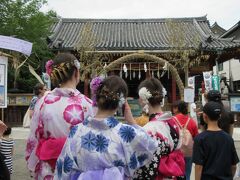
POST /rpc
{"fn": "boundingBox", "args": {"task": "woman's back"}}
[134,112,185,179]
[55,116,157,179]
[26,88,93,179]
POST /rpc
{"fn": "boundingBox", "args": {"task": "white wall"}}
[213,59,240,81]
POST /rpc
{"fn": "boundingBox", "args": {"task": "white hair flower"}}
[74,59,80,69]
[139,87,152,104]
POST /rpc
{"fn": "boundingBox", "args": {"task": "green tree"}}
[0,0,56,92]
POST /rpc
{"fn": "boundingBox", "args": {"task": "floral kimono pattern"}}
[134,112,185,180]
[54,116,158,180]
[25,88,93,180]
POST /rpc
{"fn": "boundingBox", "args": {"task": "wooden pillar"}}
[84,78,89,97]
[172,77,177,103]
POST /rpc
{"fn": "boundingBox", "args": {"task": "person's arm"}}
[195,164,203,180]
[124,102,137,125]
[29,110,34,119]
[232,165,237,177]
[229,124,234,137]
[0,121,7,136]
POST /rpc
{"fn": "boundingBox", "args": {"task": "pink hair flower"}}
[45,60,54,75]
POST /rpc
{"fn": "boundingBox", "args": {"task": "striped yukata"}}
[0,138,14,174]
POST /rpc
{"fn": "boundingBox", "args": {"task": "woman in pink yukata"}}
[25,53,93,179]
[54,76,158,180]
[133,78,185,180]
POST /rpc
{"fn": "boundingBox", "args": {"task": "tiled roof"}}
[210,22,226,37]
[48,16,240,51]
[221,21,240,39]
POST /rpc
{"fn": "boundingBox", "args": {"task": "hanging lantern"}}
[138,64,141,79]
[157,64,160,78]
[104,62,107,69]
[123,63,127,73]
[144,63,147,72]
[130,64,132,80]
[133,71,136,79]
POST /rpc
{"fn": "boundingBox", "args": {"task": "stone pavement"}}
[10,127,240,180]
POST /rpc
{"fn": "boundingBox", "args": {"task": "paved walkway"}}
[11,127,240,180]
[11,127,240,141]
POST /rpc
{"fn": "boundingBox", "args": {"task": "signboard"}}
[203,71,212,92]
[7,94,33,106]
[0,56,8,108]
[0,35,32,56]
[184,88,194,103]
[212,75,220,91]
[229,94,240,112]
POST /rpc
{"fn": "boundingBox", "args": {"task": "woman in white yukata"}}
[25,53,93,179]
[54,75,158,180]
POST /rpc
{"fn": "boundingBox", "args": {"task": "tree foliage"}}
[0,0,56,92]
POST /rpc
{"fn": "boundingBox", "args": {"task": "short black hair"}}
[207,90,221,102]
[138,78,163,107]
[96,75,128,111]
[177,101,188,115]
[3,127,11,136]
[203,102,222,121]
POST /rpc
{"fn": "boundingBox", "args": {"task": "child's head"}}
[206,90,221,103]
[138,78,163,107]
[177,101,188,115]
[34,83,46,96]
[203,101,222,123]
[96,75,128,111]
[49,53,80,87]
[172,100,180,115]
[3,126,11,136]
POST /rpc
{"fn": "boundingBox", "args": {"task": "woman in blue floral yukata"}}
[54,75,158,180]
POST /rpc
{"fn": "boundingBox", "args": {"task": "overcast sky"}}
[42,0,240,30]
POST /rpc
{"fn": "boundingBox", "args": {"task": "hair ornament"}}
[45,60,54,75]
[90,76,104,106]
[139,87,152,104]
[74,59,80,69]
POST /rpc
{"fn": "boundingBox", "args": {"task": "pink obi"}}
[158,150,185,179]
[36,137,66,169]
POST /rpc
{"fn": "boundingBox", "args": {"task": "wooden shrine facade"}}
[48,16,240,102]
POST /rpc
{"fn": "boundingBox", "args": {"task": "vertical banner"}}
[203,71,212,92]
[0,56,8,108]
[188,76,195,90]
[212,75,220,91]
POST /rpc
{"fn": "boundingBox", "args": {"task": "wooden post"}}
[84,78,89,97]
[172,77,177,102]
